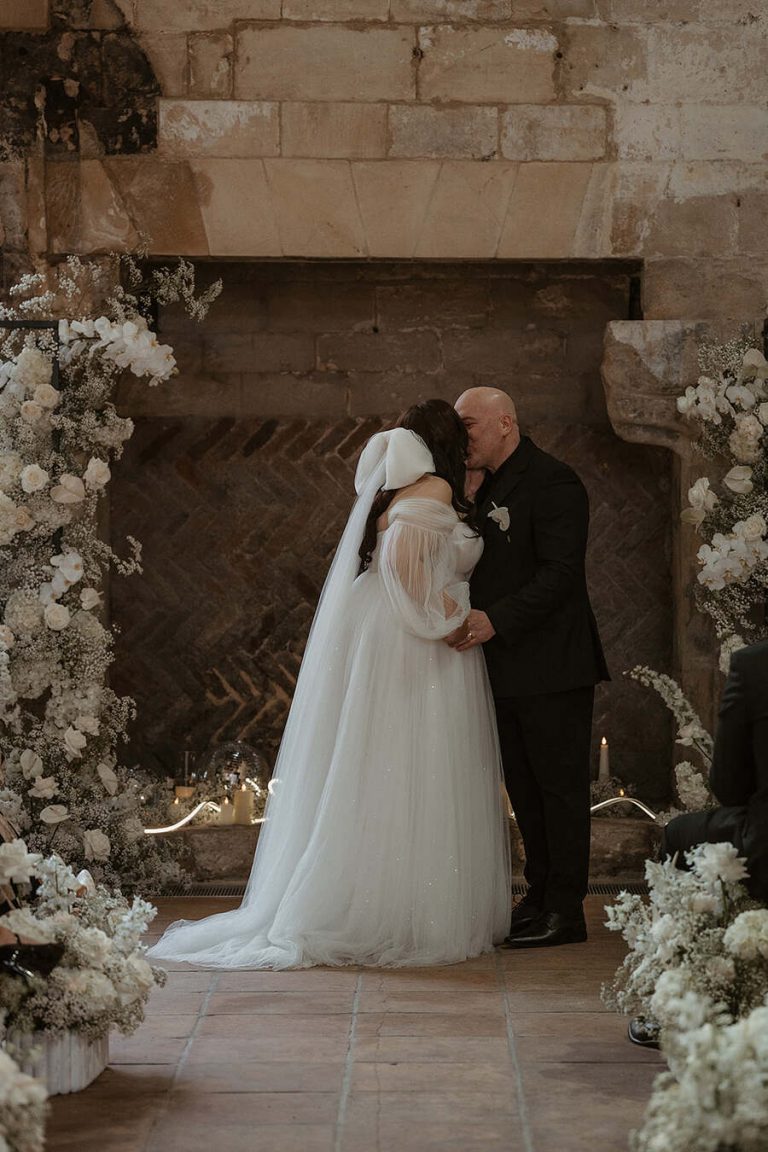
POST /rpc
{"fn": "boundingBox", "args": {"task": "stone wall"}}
[110,260,674,799]
[0,0,764,326]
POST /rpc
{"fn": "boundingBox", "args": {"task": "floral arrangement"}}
[604,843,768,1151]
[0,1047,47,1152]
[0,256,220,891]
[0,838,164,1042]
[627,666,715,820]
[677,338,768,661]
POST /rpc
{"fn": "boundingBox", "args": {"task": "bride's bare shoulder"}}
[402,475,452,504]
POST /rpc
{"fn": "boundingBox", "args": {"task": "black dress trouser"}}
[494,686,595,916]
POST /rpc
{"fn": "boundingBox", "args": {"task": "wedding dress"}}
[148,429,511,968]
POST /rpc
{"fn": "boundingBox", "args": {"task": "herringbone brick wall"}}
[111,262,673,800]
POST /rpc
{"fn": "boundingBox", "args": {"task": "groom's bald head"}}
[455,387,520,472]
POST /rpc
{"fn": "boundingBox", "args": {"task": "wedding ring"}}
[467,630,474,640]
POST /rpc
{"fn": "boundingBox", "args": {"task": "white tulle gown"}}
[148,430,511,969]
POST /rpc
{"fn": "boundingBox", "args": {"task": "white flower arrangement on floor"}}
[0,256,220,891]
[603,843,768,1151]
[627,666,715,821]
[0,840,164,1042]
[677,337,768,663]
[0,1047,47,1152]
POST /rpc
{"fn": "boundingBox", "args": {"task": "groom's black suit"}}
[471,435,609,916]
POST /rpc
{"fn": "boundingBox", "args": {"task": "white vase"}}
[8,1029,109,1094]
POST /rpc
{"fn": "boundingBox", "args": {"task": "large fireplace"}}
[110,258,674,800]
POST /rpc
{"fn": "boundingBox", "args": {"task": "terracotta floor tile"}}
[145,1123,335,1152]
[145,990,208,1015]
[108,1036,187,1065]
[217,969,360,992]
[340,1120,523,1152]
[360,968,500,992]
[352,1036,511,1063]
[357,989,505,1015]
[162,1089,340,1124]
[350,1060,516,1093]
[185,1034,350,1064]
[355,1012,507,1038]
[344,1091,518,1125]
[204,990,355,1015]
[126,1013,198,1039]
[195,1013,351,1039]
[173,1060,345,1093]
[158,970,216,991]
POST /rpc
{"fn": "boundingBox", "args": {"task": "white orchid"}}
[725,382,757,410]
[0,838,42,884]
[722,465,753,495]
[51,549,83,584]
[50,473,86,504]
[680,477,718,526]
[39,804,69,824]
[96,762,119,796]
[63,726,87,760]
[80,587,102,610]
[20,749,43,779]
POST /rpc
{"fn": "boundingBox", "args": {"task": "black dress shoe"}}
[627,1016,661,1049]
[506,900,542,935]
[502,911,587,949]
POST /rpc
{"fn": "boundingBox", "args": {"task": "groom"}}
[452,388,609,947]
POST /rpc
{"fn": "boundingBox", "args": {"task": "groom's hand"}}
[444,620,470,648]
[455,610,495,651]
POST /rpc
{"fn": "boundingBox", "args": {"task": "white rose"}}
[44,602,70,631]
[12,347,51,392]
[29,775,57,800]
[82,828,111,862]
[0,839,42,885]
[33,382,60,409]
[738,513,766,541]
[0,625,14,651]
[757,402,768,426]
[20,400,44,425]
[96,762,119,796]
[39,804,69,825]
[80,587,102,610]
[63,726,87,760]
[20,464,49,493]
[4,591,44,635]
[50,474,85,503]
[83,457,111,491]
[20,749,44,779]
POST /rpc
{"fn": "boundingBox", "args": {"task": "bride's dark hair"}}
[358,399,473,573]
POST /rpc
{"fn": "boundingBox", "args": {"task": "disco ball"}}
[206,741,268,793]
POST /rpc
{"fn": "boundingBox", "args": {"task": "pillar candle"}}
[233,785,254,825]
[598,737,610,783]
[218,797,235,826]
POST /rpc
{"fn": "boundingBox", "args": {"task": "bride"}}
[148,400,511,968]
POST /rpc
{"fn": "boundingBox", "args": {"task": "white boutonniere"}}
[488,502,510,535]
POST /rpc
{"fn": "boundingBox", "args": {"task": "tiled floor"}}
[46,896,662,1152]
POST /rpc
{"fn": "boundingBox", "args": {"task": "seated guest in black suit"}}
[664,637,768,901]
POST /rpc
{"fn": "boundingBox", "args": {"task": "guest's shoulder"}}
[731,638,768,681]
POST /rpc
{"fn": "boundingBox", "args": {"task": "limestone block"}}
[318,330,441,372]
[352,160,441,256]
[643,258,768,323]
[595,0,700,20]
[0,1,48,28]
[643,194,737,258]
[376,280,490,330]
[117,371,241,418]
[239,373,350,418]
[46,159,139,254]
[442,326,565,375]
[390,0,512,19]
[643,25,768,104]
[389,105,498,159]
[0,161,27,251]
[268,283,375,331]
[137,33,188,98]
[159,100,279,158]
[415,161,519,258]
[501,104,607,161]
[738,192,768,257]
[281,103,388,159]
[264,159,366,257]
[104,158,209,254]
[514,0,596,14]
[679,105,768,162]
[189,32,233,98]
[419,27,557,104]
[190,159,281,256]
[283,0,389,18]
[614,106,681,162]
[562,24,647,101]
[132,0,280,32]
[608,161,670,256]
[347,371,466,417]
[236,26,415,102]
[601,319,691,450]
[205,332,316,373]
[588,817,662,880]
[176,824,261,881]
[497,162,603,258]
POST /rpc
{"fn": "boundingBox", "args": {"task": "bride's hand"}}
[444,620,470,648]
[455,610,495,651]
